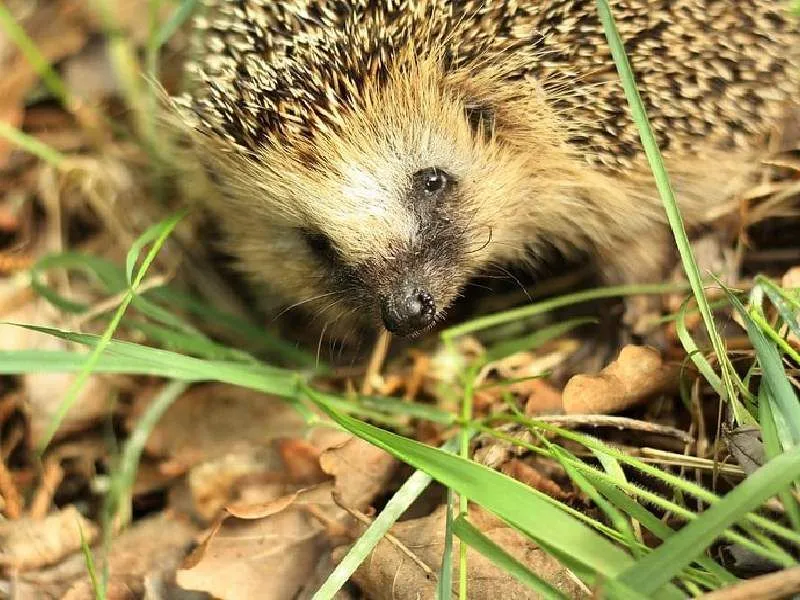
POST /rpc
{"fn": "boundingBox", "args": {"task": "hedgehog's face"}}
[207,61,567,338]
[294,156,480,338]
[250,66,563,338]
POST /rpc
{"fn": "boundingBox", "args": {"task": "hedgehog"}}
[170,0,799,339]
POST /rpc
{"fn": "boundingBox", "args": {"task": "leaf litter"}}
[0,1,799,598]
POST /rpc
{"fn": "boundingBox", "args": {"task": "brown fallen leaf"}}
[0,506,97,571]
[60,513,197,600]
[176,435,396,600]
[319,436,397,509]
[277,438,329,484]
[343,504,587,600]
[562,345,680,414]
[140,383,308,467]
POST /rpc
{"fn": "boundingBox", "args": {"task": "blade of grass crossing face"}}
[310,401,685,598]
[453,516,570,600]
[594,0,737,409]
[38,213,186,451]
[614,444,800,594]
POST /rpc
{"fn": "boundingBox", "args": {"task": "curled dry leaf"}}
[187,449,281,523]
[176,436,396,600]
[343,504,586,600]
[562,345,680,414]
[0,506,97,571]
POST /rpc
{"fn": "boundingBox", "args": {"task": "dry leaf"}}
[177,435,396,600]
[344,504,586,600]
[562,345,679,414]
[0,506,97,571]
[141,384,308,467]
[60,513,197,600]
[319,437,397,509]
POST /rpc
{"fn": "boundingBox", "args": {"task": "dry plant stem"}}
[0,460,24,519]
[529,415,692,443]
[698,565,800,600]
[333,496,437,579]
[28,458,64,519]
[361,330,391,396]
[0,424,24,462]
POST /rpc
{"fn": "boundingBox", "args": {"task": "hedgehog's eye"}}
[300,228,338,264]
[414,168,452,198]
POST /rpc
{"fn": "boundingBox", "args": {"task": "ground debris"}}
[0,505,97,571]
[340,504,587,600]
[176,436,396,600]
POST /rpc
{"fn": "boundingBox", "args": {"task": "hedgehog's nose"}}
[381,287,436,336]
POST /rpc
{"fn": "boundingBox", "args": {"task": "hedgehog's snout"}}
[380,285,436,337]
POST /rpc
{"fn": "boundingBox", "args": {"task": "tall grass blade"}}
[437,489,455,600]
[0,122,66,166]
[723,286,800,447]
[594,0,736,408]
[614,444,800,593]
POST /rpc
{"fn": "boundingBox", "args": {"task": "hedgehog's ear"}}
[464,101,496,141]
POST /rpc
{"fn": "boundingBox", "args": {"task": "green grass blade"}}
[437,489,455,600]
[595,0,736,409]
[723,286,800,447]
[483,317,596,363]
[312,436,461,600]
[593,480,737,588]
[759,389,800,532]
[0,3,71,106]
[452,516,570,600]
[102,381,188,562]
[441,283,687,339]
[0,121,67,166]
[125,212,185,284]
[37,213,186,451]
[756,276,800,340]
[153,0,198,48]
[309,401,686,597]
[78,520,104,600]
[614,444,800,594]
